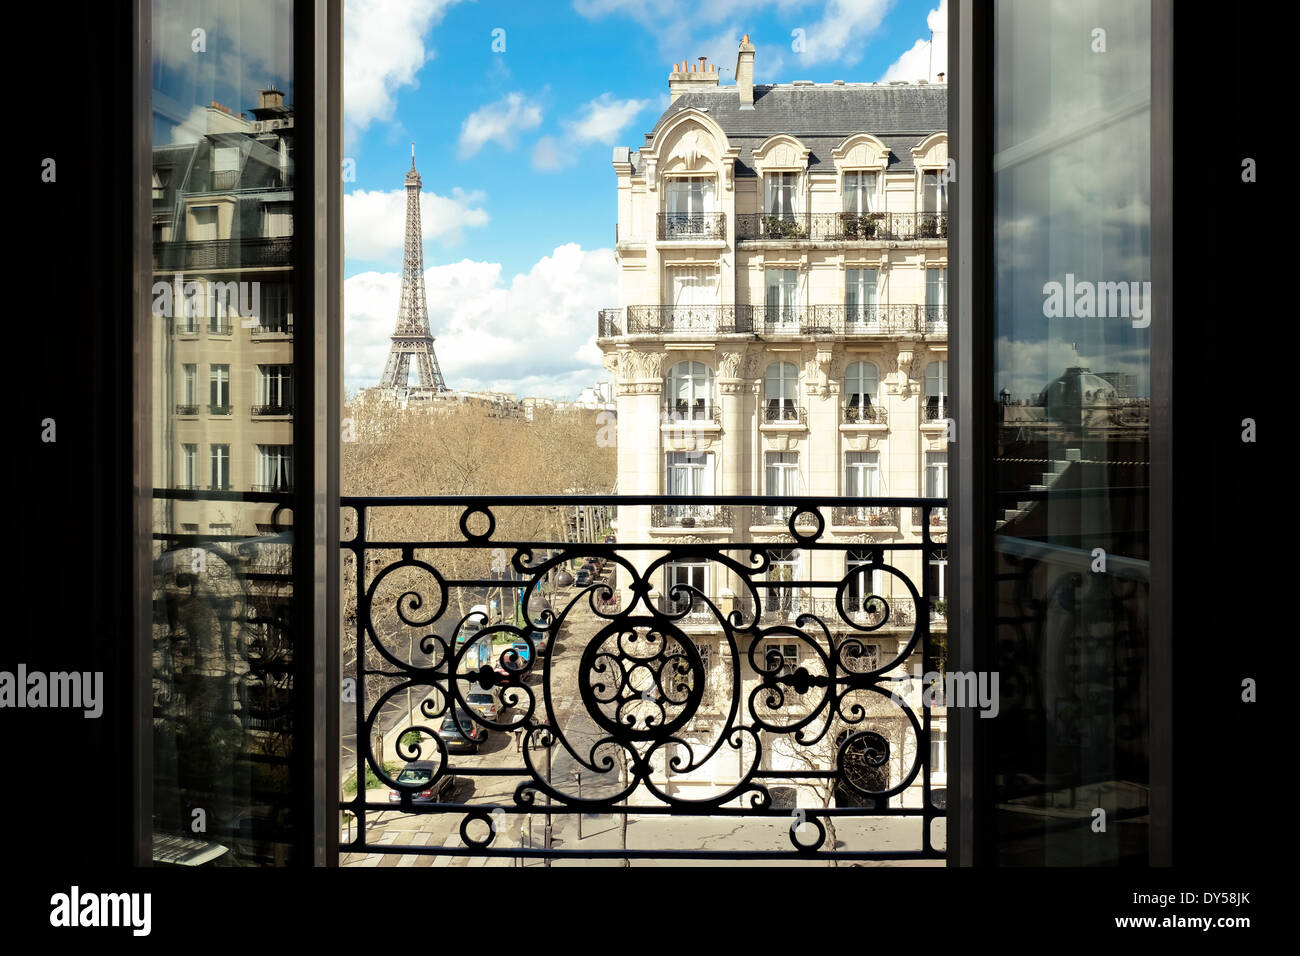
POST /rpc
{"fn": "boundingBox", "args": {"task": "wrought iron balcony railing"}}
[660,402,720,424]
[598,304,948,339]
[208,403,232,415]
[336,493,947,864]
[831,505,901,527]
[912,506,949,527]
[650,503,733,528]
[174,404,199,416]
[733,211,950,242]
[172,319,199,334]
[251,404,294,417]
[842,403,887,425]
[208,321,233,335]
[762,402,807,424]
[922,398,951,422]
[153,237,293,271]
[623,305,753,335]
[250,319,294,337]
[657,212,727,240]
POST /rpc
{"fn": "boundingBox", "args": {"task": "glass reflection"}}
[992,0,1151,864]
[148,0,295,866]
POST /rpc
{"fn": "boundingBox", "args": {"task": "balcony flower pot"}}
[554,569,573,588]
[679,516,695,528]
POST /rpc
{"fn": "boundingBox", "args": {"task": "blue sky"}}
[343,0,948,398]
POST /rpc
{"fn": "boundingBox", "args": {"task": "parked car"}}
[574,568,592,587]
[465,688,503,722]
[387,760,456,804]
[529,629,550,654]
[493,642,531,679]
[438,710,488,753]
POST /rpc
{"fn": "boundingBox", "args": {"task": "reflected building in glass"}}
[148,1,298,866]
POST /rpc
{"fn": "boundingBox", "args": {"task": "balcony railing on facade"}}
[250,318,294,337]
[922,398,951,421]
[251,403,294,417]
[661,402,721,424]
[762,402,806,425]
[842,403,887,425]
[598,304,947,338]
[174,403,198,416]
[734,211,948,242]
[153,236,293,271]
[656,212,727,241]
[831,505,901,528]
[650,503,733,528]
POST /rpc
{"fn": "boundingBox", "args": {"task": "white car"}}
[465,688,504,722]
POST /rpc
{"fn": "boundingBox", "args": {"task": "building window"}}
[763,362,799,420]
[180,444,197,489]
[925,360,948,421]
[763,639,800,673]
[665,266,720,315]
[845,549,879,615]
[930,728,947,775]
[665,451,712,519]
[926,548,948,607]
[926,267,947,328]
[845,268,878,324]
[181,364,197,408]
[843,171,878,214]
[664,176,715,237]
[665,362,712,420]
[765,171,798,217]
[261,283,292,331]
[210,444,230,490]
[258,445,293,492]
[922,170,948,213]
[152,168,171,200]
[180,523,199,535]
[845,450,881,498]
[190,204,218,241]
[764,452,801,522]
[209,365,231,413]
[258,365,293,413]
[844,362,879,420]
[925,451,948,499]
[262,202,293,238]
[764,269,798,327]
[664,560,707,614]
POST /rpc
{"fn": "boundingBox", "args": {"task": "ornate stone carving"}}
[669,128,710,169]
[624,349,666,381]
[718,350,742,379]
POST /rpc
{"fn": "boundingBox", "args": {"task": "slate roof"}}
[633,83,947,177]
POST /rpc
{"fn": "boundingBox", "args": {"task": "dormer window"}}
[843,171,878,213]
[922,170,948,213]
[765,171,797,218]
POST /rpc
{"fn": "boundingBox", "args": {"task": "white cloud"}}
[879,0,948,82]
[344,0,461,142]
[531,136,575,172]
[796,0,894,67]
[564,94,651,144]
[458,92,544,158]
[344,187,489,261]
[345,243,617,398]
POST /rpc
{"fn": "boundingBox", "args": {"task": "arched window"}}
[844,362,879,422]
[925,360,948,421]
[764,362,798,421]
[665,361,713,421]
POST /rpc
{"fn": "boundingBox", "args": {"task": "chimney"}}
[736,34,755,109]
[257,86,284,110]
[668,55,720,103]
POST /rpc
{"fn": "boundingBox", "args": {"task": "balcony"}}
[208,403,232,415]
[751,305,811,334]
[842,403,887,425]
[251,404,294,417]
[734,211,949,242]
[922,304,948,332]
[912,506,949,529]
[922,398,951,422]
[657,212,727,241]
[172,319,200,335]
[661,402,720,425]
[761,403,806,425]
[208,321,233,335]
[153,237,293,271]
[621,305,753,335]
[831,506,900,528]
[250,319,294,338]
[174,404,198,416]
[650,503,733,528]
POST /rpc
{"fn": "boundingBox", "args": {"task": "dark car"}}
[574,568,592,587]
[387,760,456,804]
[438,710,488,753]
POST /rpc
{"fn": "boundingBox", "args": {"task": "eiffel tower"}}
[379,145,448,392]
